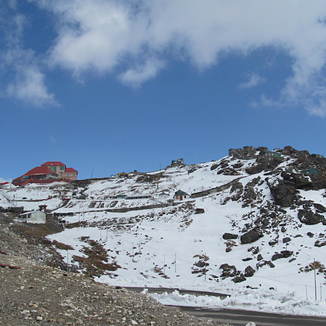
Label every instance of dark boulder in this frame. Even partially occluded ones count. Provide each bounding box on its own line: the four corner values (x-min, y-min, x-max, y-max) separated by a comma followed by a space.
298, 209, 324, 225
250, 246, 260, 255
222, 233, 238, 240
281, 171, 312, 190
271, 250, 293, 261
245, 164, 264, 175
232, 274, 246, 283
314, 203, 326, 213
219, 264, 237, 278
268, 239, 278, 246
244, 266, 255, 277
269, 182, 298, 207
240, 229, 263, 244
210, 163, 218, 171
315, 240, 326, 247
257, 254, 263, 261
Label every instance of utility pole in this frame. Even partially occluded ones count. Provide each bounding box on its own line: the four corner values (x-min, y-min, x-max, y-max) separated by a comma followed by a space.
66, 250, 69, 272
174, 253, 177, 274
314, 259, 317, 301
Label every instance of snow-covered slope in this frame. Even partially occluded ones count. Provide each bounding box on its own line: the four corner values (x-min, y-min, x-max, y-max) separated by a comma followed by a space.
1, 146, 326, 315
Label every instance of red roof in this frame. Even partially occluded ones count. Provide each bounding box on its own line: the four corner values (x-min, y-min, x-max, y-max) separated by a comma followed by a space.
42, 161, 65, 167
66, 168, 78, 174
25, 166, 54, 176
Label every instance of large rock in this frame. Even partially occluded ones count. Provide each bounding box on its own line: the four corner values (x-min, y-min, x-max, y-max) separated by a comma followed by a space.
240, 229, 263, 244
315, 240, 326, 247
271, 250, 293, 261
269, 182, 298, 207
219, 264, 237, 278
298, 209, 324, 225
281, 171, 312, 189
232, 274, 246, 283
222, 233, 238, 240
244, 266, 255, 277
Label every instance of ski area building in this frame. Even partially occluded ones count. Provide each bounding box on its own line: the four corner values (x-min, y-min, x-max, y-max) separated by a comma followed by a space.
13, 162, 78, 186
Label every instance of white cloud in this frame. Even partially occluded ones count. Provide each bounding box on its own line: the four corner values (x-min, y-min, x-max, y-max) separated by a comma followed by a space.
6, 65, 56, 106
0, 3, 55, 106
239, 73, 266, 89
119, 59, 164, 87
29, 0, 326, 115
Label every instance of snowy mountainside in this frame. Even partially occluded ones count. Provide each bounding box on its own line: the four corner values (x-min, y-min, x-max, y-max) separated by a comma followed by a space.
1, 146, 326, 310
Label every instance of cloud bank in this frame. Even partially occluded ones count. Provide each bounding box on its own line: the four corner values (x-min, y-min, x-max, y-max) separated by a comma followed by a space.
4, 0, 326, 114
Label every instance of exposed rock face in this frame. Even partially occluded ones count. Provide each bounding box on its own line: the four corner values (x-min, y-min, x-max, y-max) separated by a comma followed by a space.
268, 182, 298, 207
240, 229, 263, 244
229, 146, 257, 160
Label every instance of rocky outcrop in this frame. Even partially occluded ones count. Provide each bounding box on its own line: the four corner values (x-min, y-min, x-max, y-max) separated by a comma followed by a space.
229, 146, 257, 160
268, 182, 298, 207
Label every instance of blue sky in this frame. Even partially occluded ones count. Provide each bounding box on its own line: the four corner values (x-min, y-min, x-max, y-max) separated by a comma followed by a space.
2, 0, 326, 180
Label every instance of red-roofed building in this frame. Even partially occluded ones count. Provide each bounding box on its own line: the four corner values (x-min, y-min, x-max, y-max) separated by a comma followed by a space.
13, 162, 78, 186
42, 162, 66, 178
65, 168, 78, 180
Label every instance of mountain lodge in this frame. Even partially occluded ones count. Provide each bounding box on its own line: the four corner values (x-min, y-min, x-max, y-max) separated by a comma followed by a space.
13, 162, 78, 186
